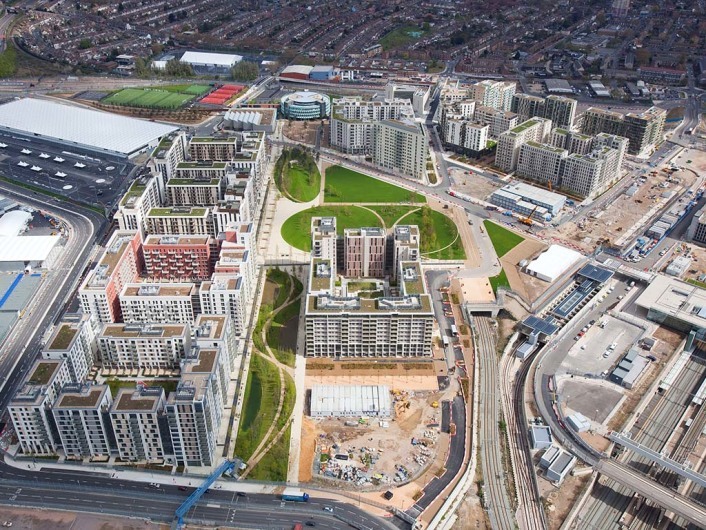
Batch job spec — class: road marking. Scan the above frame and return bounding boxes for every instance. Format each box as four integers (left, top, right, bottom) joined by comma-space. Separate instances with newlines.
206, 503, 221, 508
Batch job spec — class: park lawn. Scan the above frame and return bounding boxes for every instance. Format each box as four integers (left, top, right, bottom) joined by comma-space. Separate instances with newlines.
489, 269, 510, 293
402, 207, 466, 260
324, 166, 425, 204
234, 353, 281, 463
283, 165, 320, 202
266, 298, 300, 368
366, 205, 416, 229
247, 424, 291, 481
484, 221, 524, 258
379, 24, 428, 50
281, 205, 382, 251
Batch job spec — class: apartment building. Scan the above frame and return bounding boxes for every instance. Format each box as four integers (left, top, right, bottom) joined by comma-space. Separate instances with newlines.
312, 217, 338, 273
495, 118, 552, 172
41, 319, 97, 383
199, 276, 248, 337
330, 98, 414, 154
469, 80, 516, 111
167, 177, 223, 207
150, 132, 186, 183
384, 84, 429, 116
392, 225, 420, 280
52, 384, 113, 459
544, 96, 577, 130
471, 106, 520, 139
688, 208, 706, 245
110, 386, 169, 463
166, 347, 228, 467
9, 359, 71, 455
115, 175, 163, 234
562, 137, 627, 198
193, 314, 239, 373
142, 235, 215, 281
511, 94, 545, 121
305, 260, 434, 357
145, 207, 215, 237
516, 141, 567, 188
231, 133, 266, 197
344, 227, 386, 278
581, 107, 665, 155
549, 129, 593, 154
97, 322, 191, 370
79, 230, 142, 323
439, 102, 489, 153
371, 119, 428, 180
188, 137, 239, 161
119, 283, 198, 325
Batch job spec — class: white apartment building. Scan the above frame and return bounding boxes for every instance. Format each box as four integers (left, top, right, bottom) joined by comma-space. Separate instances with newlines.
372, 119, 428, 180
110, 386, 168, 463
166, 347, 228, 467
167, 177, 223, 206
52, 384, 113, 459
549, 129, 593, 154
311, 217, 338, 273
469, 80, 516, 111
495, 118, 553, 172
199, 275, 248, 337
97, 322, 192, 370
150, 132, 186, 184
9, 359, 71, 455
115, 175, 163, 234
174, 161, 229, 181
193, 314, 240, 373
473, 106, 520, 139
511, 94, 545, 121
79, 230, 142, 324
145, 207, 215, 237
392, 225, 419, 280
42, 318, 97, 383
561, 141, 626, 198
119, 283, 197, 324
516, 141, 568, 188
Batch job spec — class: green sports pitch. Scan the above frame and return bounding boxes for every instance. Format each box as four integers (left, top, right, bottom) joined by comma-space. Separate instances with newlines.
102, 86, 205, 109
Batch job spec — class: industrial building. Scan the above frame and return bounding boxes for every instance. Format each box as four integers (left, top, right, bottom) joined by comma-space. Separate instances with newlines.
309, 385, 392, 417
280, 65, 314, 80
223, 108, 277, 134
0, 98, 178, 158
610, 347, 649, 389
635, 275, 706, 339
179, 51, 242, 73
280, 91, 331, 120
530, 425, 553, 449
490, 182, 566, 218
545, 448, 576, 483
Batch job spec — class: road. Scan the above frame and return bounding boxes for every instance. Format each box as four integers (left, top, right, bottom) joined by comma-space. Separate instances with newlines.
0, 181, 106, 413
0, 459, 393, 529
474, 317, 515, 530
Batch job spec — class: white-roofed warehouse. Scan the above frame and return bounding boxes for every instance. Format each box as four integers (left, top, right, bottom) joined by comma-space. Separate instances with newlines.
0, 210, 32, 237
525, 244, 583, 282
310, 385, 392, 418
180, 51, 242, 69
0, 98, 179, 158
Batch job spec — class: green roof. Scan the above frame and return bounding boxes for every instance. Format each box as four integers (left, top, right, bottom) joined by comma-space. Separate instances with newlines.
48, 324, 78, 350
168, 178, 221, 186
149, 207, 207, 217
511, 119, 540, 134
120, 181, 147, 206
28, 362, 59, 386
190, 136, 238, 143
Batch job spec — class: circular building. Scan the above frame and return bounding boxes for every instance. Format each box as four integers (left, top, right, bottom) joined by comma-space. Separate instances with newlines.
280, 91, 331, 120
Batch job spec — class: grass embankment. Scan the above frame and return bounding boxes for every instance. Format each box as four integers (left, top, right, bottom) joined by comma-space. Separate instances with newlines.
0, 44, 17, 78
483, 221, 524, 293
275, 147, 321, 202
404, 206, 465, 260
248, 424, 291, 481
281, 205, 382, 251
324, 165, 425, 203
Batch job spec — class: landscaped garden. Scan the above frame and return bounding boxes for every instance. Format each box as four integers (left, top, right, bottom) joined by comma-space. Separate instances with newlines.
324, 165, 425, 203
274, 147, 321, 202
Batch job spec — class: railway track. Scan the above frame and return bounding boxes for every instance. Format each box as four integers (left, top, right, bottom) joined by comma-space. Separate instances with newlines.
579, 350, 706, 529
475, 317, 516, 530
500, 349, 548, 530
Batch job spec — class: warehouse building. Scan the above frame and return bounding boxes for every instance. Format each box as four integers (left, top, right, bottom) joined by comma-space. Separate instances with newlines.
490, 182, 566, 218
310, 385, 392, 418
280, 65, 314, 81
0, 235, 62, 271
525, 245, 583, 283
0, 98, 178, 159
309, 65, 337, 81
179, 51, 242, 73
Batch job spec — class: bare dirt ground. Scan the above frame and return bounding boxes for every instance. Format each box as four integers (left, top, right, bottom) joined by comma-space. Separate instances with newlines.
451, 169, 503, 201
549, 165, 698, 253
499, 238, 548, 302
0, 508, 166, 530
282, 119, 327, 146
306, 360, 440, 391
456, 495, 492, 530
667, 243, 706, 283
541, 473, 592, 530
299, 416, 318, 482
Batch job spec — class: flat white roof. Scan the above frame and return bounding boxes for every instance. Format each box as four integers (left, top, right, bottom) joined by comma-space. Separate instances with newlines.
526, 245, 583, 282
0, 211, 31, 237
0, 98, 178, 156
181, 51, 242, 67
0, 236, 60, 262
281, 65, 314, 76
636, 275, 706, 329
310, 384, 391, 416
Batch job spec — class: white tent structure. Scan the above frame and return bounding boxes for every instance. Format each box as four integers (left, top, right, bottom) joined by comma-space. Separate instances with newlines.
0, 210, 31, 237
525, 245, 583, 282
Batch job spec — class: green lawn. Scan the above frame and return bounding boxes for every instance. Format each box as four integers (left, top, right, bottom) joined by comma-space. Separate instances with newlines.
275, 148, 321, 202
484, 221, 524, 258
266, 298, 300, 368
103, 88, 194, 109
324, 166, 425, 204
281, 205, 382, 251
489, 269, 510, 293
402, 207, 466, 260
247, 424, 291, 481
379, 24, 428, 50
234, 353, 281, 463
366, 205, 416, 228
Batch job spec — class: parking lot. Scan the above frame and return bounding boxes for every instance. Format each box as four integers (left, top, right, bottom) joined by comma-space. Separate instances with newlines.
0, 133, 133, 207
562, 314, 644, 376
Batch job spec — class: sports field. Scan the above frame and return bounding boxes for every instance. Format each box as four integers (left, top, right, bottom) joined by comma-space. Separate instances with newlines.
102, 87, 196, 109
324, 165, 425, 203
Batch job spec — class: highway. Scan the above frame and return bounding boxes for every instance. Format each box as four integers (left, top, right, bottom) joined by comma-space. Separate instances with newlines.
0, 459, 393, 529
474, 317, 515, 530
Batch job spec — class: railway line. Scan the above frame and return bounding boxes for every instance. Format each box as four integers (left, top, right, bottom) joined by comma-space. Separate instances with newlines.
474, 317, 516, 530
578, 349, 706, 529
500, 349, 548, 530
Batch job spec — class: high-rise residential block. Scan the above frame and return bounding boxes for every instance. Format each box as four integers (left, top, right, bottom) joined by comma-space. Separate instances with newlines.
110, 386, 169, 463
581, 106, 664, 155
392, 225, 420, 280
495, 118, 553, 172
311, 217, 338, 273
516, 141, 567, 188
119, 283, 198, 324
97, 322, 192, 370
150, 132, 186, 183
142, 235, 215, 281
42, 318, 97, 383
371, 119, 428, 180
544, 96, 577, 130
115, 175, 163, 234
344, 227, 386, 278
145, 207, 215, 237
469, 80, 516, 111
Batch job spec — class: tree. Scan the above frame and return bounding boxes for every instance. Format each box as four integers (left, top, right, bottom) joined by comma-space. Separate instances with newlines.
79, 38, 92, 49
164, 58, 193, 77
134, 57, 151, 78
231, 61, 259, 81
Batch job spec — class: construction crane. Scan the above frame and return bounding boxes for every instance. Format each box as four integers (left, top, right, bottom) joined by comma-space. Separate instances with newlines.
174, 459, 239, 529
520, 206, 538, 226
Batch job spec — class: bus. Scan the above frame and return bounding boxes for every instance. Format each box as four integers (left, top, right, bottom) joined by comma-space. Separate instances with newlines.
442, 336, 450, 348
450, 325, 459, 337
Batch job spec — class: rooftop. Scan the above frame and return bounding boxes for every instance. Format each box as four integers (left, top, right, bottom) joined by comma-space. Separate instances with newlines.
27, 360, 61, 386
100, 323, 188, 338
176, 161, 227, 169
122, 283, 195, 297
47, 323, 79, 350
56, 385, 108, 409
120, 180, 148, 207
113, 386, 164, 412
148, 207, 208, 217
168, 178, 221, 186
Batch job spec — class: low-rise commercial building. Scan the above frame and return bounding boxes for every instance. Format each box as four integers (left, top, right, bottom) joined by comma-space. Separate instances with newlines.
310, 385, 392, 417
280, 91, 331, 120
635, 275, 706, 339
